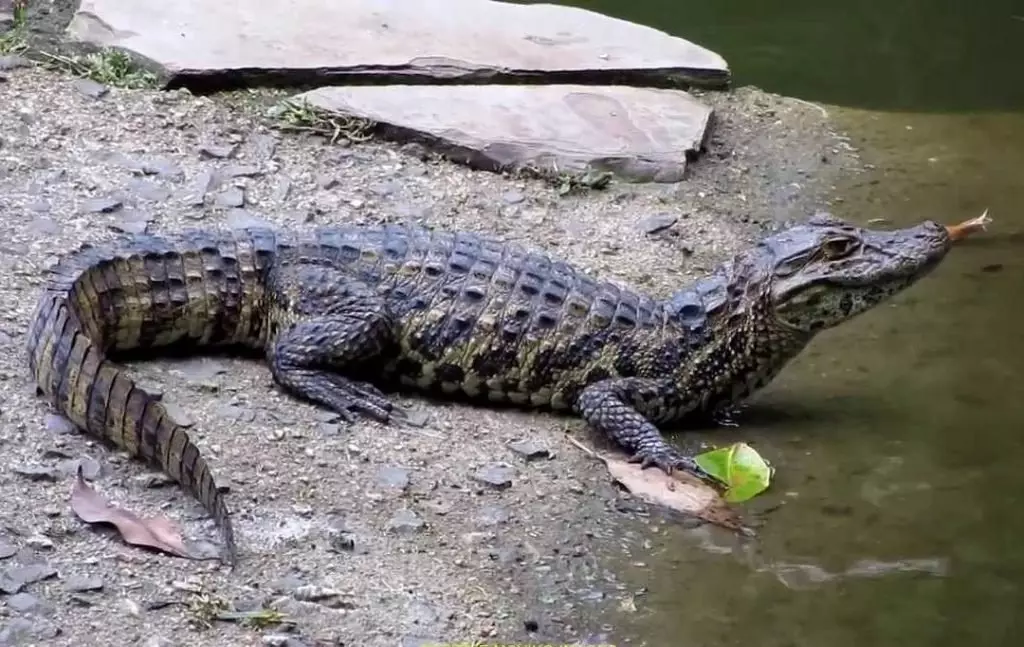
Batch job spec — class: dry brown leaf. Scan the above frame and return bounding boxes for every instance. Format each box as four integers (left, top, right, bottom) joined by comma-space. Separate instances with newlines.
945, 209, 992, 242
564, 435, 752, 535
70, 466, 191, 559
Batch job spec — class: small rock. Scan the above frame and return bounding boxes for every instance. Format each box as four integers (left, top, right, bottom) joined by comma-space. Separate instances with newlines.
215, 187, 245, 208
142, 157, 184, 180
162, 401, 195, 428
387, 509, 425, 535
401, 637, 443, 647
0, 55, 30, 71
316, 174, 339, 190
0, 618, 36, 645
263, 635, 310, 647
73, 78, 109, 99
25, 535, 53, 551
404, 410, 430, 428
226, 210, 272, 230
271, 573, 308, 594
220, 164, 263, 178
12, 465, 60, 482
507, 439, 551, 461
475, 505, 510, 526
249, 134, 278, 159
0, 540, 16, 560
27, 216, 59, 236
198, 144, 237, 159
6, 593, 40, 614
501, 190, 526, 205
471, 463, 515, 489
291, 585, 350, 608
638, 213, 678, 234
184, 168, 216, 206
109, 210, 152, 235
76, 456, 102, 481
63, 575, 104, 592
43, 414, 76, 434
126, 178, 172, 202
369, 180, 399, 197
0, 563, 58, 595
376, 466, 410, 490
82, 195, 124, 214
326, 529, 356, 553
271, 177, 292, 202
136, 473, 174, 489
142, 636, 175, 647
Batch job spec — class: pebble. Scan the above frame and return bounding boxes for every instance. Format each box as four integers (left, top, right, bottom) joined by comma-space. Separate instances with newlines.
637, 212, 678, 234
220, 164, 262, 178
376, 465, 411, 490
507, 438, 551, 461
63, 575, 104, 592
81, 195, 124, 214
161, 401, 195, 427
141, 157, 184, 180
109, 209, 153, 234
0, 540, 16, 560
6, 592, 41, 614
198, 143, 237, 159
25, 535, 53, 551
0, 55, 30, 71
125, 178, 172, 202
501, 190, 526, 205
73, 78, 109, 99
387, 508, 425, 535
74, 456, 102, 481
12, 464, 60, 482
475, 505, 510, 526
0, 563, 58, 595
43, 414, 76, 435
472, 463, 515, 489
263, 635, 310, 647
403, 409, 430, 427
184, 168, 216, 206
316, 174, 339, 189
215, 186, 246, 208
226, 209, 272, 229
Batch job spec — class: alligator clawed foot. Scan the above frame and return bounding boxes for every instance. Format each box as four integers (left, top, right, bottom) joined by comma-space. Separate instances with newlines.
627, 447, 720, 487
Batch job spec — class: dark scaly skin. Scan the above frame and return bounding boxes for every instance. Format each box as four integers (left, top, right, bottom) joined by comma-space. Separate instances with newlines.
26, 214, 953, 562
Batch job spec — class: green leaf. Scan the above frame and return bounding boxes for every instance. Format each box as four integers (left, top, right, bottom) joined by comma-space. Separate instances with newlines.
694, 442, 773, 503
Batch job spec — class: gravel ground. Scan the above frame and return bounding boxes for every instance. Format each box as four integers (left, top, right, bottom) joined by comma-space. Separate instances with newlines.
0, 53, 858, 647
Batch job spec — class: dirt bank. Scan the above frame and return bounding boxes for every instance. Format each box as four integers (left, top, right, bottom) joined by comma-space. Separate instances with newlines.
0, 31, 858, 647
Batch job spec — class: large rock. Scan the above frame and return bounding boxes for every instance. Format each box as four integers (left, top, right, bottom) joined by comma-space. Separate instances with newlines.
294, 84, 713, 182
66, 0, 729, 89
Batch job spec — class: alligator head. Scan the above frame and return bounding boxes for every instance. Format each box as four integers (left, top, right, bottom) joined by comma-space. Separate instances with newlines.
764, 212, 952, 332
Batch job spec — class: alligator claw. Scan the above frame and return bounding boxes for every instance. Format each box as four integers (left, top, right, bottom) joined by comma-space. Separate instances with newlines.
627, 447, 720, 487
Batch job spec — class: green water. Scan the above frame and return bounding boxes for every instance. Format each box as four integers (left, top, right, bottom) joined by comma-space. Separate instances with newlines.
520, 1, 1024, 645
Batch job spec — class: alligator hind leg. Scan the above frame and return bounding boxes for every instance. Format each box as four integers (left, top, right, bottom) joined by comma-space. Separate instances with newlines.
265, 263, 403, 423
575, 377, 719, 485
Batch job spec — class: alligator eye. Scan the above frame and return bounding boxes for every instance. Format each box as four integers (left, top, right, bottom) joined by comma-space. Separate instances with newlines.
821, 238, 859, 259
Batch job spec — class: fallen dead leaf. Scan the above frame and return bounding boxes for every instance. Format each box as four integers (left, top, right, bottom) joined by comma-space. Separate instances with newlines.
565, 435, 753, 535
946, 209, 992, 242
70, 466, 191, 559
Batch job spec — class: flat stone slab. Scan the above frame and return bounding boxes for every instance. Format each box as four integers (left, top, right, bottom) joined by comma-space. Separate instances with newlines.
295, 84, 713, 182
66, 0, 729, 89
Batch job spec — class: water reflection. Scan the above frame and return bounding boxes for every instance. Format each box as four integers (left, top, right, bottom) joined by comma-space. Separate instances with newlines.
515, 0, 1024, 112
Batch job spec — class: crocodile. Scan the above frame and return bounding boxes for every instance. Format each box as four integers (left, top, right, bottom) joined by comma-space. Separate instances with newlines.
26, 213, 953, 564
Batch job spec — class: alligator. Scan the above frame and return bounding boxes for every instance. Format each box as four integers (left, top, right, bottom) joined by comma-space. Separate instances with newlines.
26, 213, 953, 564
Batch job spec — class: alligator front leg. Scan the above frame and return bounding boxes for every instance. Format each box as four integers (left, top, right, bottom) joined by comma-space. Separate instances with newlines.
574, 377, 719, 485
265, 263, 403, 423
